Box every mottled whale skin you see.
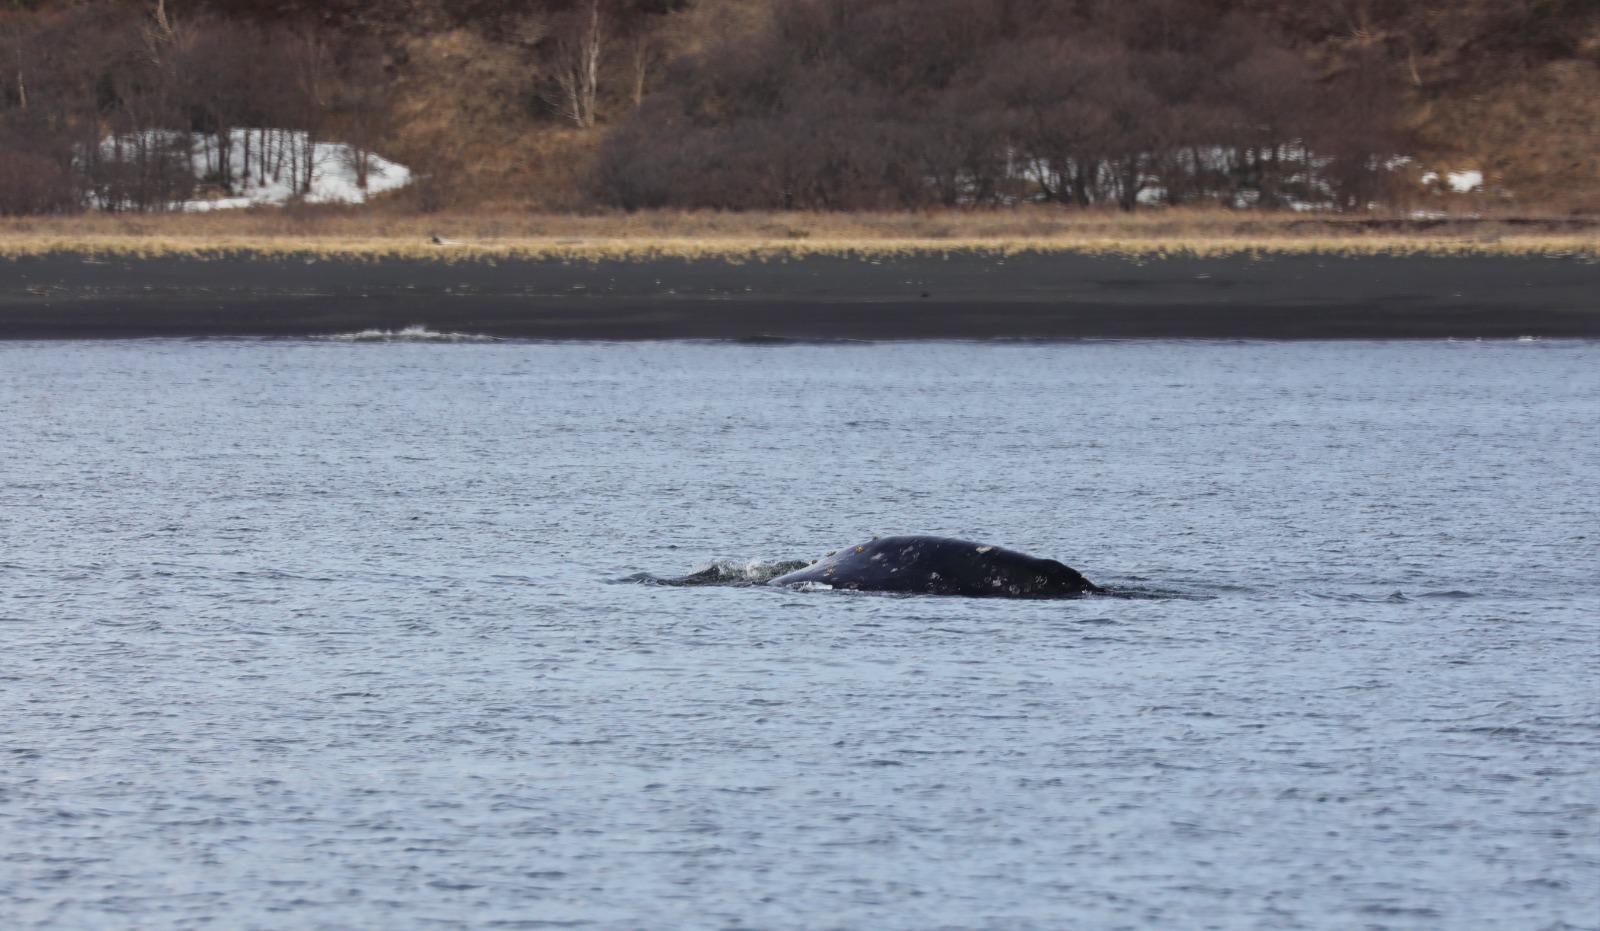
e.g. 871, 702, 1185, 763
769, 536, 1101, 598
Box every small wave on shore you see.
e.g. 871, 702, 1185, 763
316, 326, 502, 343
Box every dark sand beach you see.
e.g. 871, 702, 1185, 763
3, 250, 1597, 340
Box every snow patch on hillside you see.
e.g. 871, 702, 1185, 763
98, 129, 412, 211
1420, 169, 1485, 193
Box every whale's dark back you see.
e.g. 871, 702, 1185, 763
769, 535, 1100, 598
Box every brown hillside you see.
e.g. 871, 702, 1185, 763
1, 0, 1595, 213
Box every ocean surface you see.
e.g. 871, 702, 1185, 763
1, 337, 1596, 930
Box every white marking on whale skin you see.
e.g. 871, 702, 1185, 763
976, 546, 994, 554
871, 553, 884, 561
929, 572, 942, 581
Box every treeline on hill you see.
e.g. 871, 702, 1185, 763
0, 0, 695, 213
2, 0, 1598, 215
598, 0, 1401, 211
0, 4, 394, 212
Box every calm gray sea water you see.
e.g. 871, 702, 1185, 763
2, 338, 1597, 930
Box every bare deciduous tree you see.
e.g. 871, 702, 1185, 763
4, 20, 26, 111
283, 27, 334, 195
625, 31, 655, 108
335, 36, 394, 190
549, 0, 604, 128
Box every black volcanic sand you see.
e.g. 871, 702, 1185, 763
2, 250, 1597, 339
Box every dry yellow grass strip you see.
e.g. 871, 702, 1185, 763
2, 208, 1597, 261
2, 235, 1596, 262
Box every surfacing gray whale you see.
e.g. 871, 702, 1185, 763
769, 536, 1101, 598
